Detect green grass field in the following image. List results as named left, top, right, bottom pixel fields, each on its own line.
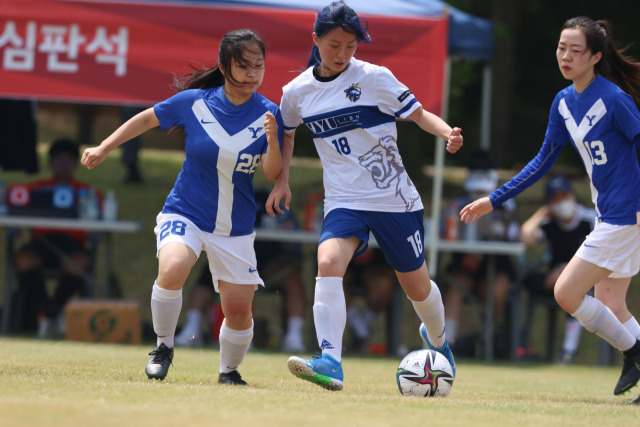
left=0, top=338, right=638, bottom=427
left=3, top=147, right=640, bottom=426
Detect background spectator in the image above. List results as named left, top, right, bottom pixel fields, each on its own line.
left=344, top=247, right=397, bottom=353
left=520, top=175, right=596, bottom=363
left=442, top=150, right=520, bottom=357
left=120, top=105, right=145, bottom=183
left=11, top=138, right=101, bottom=337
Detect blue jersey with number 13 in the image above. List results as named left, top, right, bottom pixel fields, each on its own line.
left=546, top=75, right=640, bottom=224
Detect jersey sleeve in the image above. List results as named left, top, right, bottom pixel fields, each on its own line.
left=374, top=66, right=421, bottom=119
left=153, top=90, right=197, bottom=132
left=544, top=93, right=571, bottom=144
left=612, top=92, right=640, bottom=142
left=275, top=107, right=284, bottom=152
left=279, top=87, right=302, bottom=134
left=262, top=106, right=285, bottom=154
left=489, top=139, right=564, bottom=207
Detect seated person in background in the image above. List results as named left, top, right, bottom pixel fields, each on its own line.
left=344, top=247, right=397, bottom=353
left=12, top=139, right=101, bottom=337
left=442, top=150, right=520, bottom=354
left=176, top=188, right=306, bottom=352
left=520, top=175, right=596, bottom=364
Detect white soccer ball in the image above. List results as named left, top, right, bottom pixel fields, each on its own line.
left=396, top=349, right=454, bottom=397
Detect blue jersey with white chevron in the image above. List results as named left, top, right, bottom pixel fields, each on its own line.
left=545, top=76, right=640, bottom=225
left=154, top=87, right=283, bottom=235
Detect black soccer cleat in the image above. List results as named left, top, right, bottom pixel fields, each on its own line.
left=145, top=343, right=174, bottom=380
left=614, top=352, right=640, bottom=395
left=218, top=370, right=248, bottom=386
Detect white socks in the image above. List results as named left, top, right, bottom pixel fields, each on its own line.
left=176, top=309, right=203, bottom=342
left=219, top=319, right=254, bottom=374
left=285, top=316, right=304, bottom=341
left=571, top=295, right=636, bottom=351
left=313, top=277, right=346, bottom=362
left=561, top=317, right=582, bottom=354
left=444, top=318, right=458, bottom=345
left=347, top=306, right=376, bottom=339
left=624, top=317, right=640, bottom=340
left=410, top=280, right=446, bottom=348
left=151, top=282, right=182, bottom=348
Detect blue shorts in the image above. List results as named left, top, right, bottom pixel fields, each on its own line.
left=320, top=208, right=425, bottom=273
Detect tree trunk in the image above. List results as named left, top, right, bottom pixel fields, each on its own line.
left=490, top=0, right=519, bottom=168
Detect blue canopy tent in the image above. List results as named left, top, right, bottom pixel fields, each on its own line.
left=170, top=0, right=493, bottom=60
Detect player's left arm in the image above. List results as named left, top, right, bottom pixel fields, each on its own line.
left=407, top=107, right=463, bottom=154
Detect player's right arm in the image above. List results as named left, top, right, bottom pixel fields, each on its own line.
left=520, top=206, right=549, bottom=246
left=82, top=107, right=159, bottom=170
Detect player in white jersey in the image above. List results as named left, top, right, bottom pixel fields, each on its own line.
left=81, top=30, right=283, bottom=385
left=460, top=17, right=640, bottom=398
left=266, top=1, right=463, bottom=391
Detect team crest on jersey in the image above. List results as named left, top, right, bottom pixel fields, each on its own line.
left=358, top=135, right=419, bottom=211
left=344, top=83, right=362, bottom=102
left=248, top=126, right=263, bottom=138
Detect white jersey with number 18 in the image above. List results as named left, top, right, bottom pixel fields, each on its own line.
left=281, top=57, right=424, bottom=215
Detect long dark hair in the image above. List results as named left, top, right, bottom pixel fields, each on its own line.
left=307, top=1, right=371, bottom=68
left=562, top=17, right=640, bottom=105
left=172, top=29, right=266, bottom=92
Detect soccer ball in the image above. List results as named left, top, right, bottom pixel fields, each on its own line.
left=396, top=349, right=454, bottom=397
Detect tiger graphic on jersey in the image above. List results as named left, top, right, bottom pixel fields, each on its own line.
left=358, top=135, right=419, bottom=211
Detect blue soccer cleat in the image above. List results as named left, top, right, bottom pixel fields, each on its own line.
left=420, top=323, right=456, bottom=377
left=287, top=354, right=344, bottom=391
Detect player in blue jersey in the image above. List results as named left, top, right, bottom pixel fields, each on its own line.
left=460, top=17, right=640, bottom=397
left=265, top=1, right=463, bottom=391
left=81, top=29, right=283, bottom=385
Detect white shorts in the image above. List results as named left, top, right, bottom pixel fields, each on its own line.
left=575, top=221, right=640, bottom=278
left=154, top=212, right=264, bottom=292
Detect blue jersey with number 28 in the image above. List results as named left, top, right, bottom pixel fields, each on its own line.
left=154, top=87, right=283, bottom=235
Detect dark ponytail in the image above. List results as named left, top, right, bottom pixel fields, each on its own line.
left=172, top=63, right=225, bottom=92
left=172, top=29, right=266, bottom=91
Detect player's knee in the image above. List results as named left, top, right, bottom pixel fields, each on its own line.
left=553, top=285, right=574, bottom=313
left=156, top=268, right=189, bottom=290
left=223, top=300, right=252, bottom=323
left=317, top=257, right=345, bottom=277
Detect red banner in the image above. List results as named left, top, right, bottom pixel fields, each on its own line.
left=0, top=0, right=447, bottom=115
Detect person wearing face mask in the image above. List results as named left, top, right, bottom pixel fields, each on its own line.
left=441, top=150, right=520, bottom=358
left=521, top=175, right=596, bottom=364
